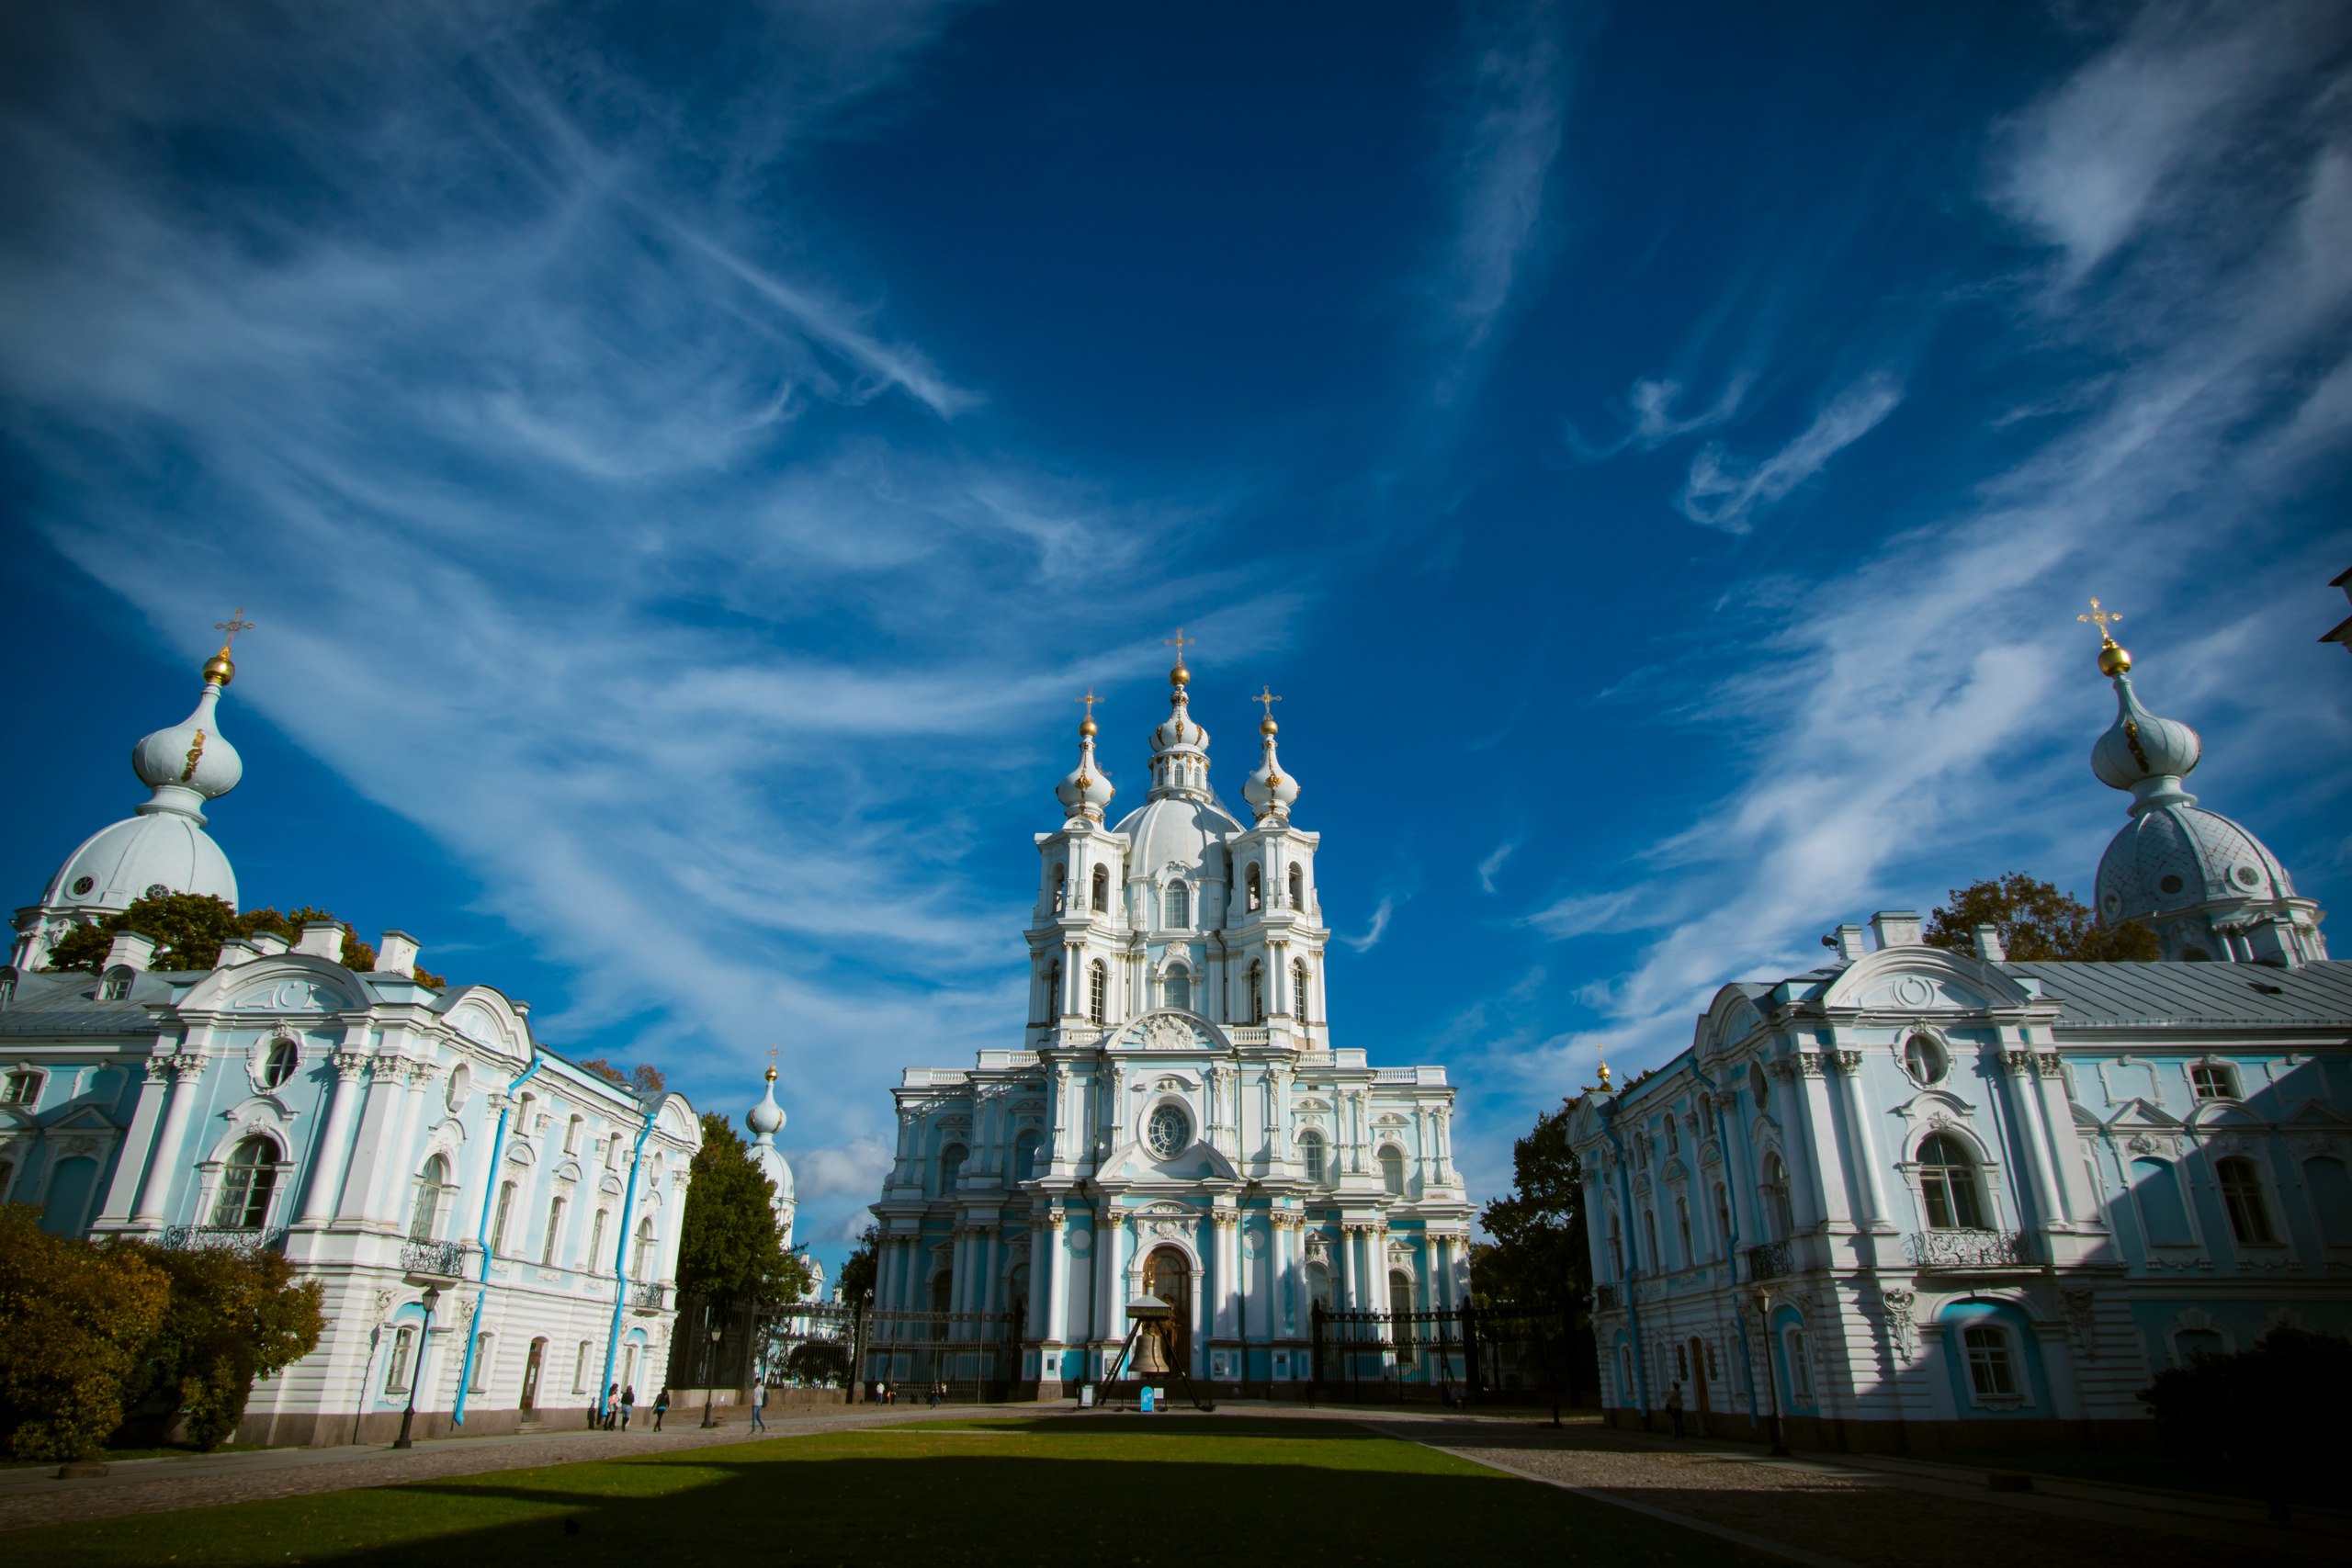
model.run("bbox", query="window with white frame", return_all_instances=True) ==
[99,967,132,1001]
[1164,965,1192,1011]
[938,1143,967,1195]
[1245,864,1262,912]
[409,1154,453,1241]
[1293,959,1311,1022]
[1760,1152,1795,1241]
[1,1069,42,1107]
[2189,1062,2239,1101]
[1378,1145,1406,1195]
[589,1207,609,1269]
[1287,864,1304,910]
[633,1218,656,1277]
[2215,1156,2276,1245]
[469,1334,492,1393]
[1917,1133,1988,1230]
[1607,1215,1623,1277]
[386,1325,417,1394]
[1088,961,1107,1024]
[1299,1131,1327,1183]
[573,1340,591,1393]
[492,1180,517,1254]
[541,1195,567,1267]
[1903,1034,1948,1086]
[1962,1324,2018,1401]
[1783,1327,1812,1399]
[1675,1196,1693,1264]
[565,1114,582,1155]
[1164,881,1189,930]
[1641,1210,1658,1272]
[1091,864,1110,914]
[212,1135,279,1228]
[1248,962,1265,1023]
[261,1037,300,1089]
[1713,1184,1732,1258]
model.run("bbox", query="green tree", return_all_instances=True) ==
[122,1241,325,1452]
[579,1059,668,1098]
[42,893,397,974]
[2141,1326,2351,1518]
[1474,1100,1589,1314]
[1923,873,2160,961]
[0,1207,173,1461]
[837,1224,880,1309]
[675,1114,812,1311]
[785,1339,851,1387]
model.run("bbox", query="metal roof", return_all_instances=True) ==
[2005,959,2352,1028]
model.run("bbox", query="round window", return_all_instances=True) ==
[71,876,96,896]
[144,884,170,901]
[2157,874,2185,896]
[2233,864,2260,889]
[1903,1035,1948,1087]
[2101,892,2120,913]
[1146,1104,1191,1159]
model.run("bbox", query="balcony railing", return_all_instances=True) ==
[1745,1240,1794,1282]
[159,1225,285,1255]
[1904,1228,2030,1269]
[1592,1282,1623,1312]
[627,1280,668,1312]
[401,1237,473,1279]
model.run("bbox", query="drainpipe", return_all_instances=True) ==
[597,1102,662,1423]
[1596,1099,1652,1428]
[1688,1060,1758,1437]
[454,1053,545,1426]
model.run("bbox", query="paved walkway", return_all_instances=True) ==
[0,1402,1002,1534]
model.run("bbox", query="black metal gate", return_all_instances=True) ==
[1310,1302,1572,1414]
[863,1308,1022,1402]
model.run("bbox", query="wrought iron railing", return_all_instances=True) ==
[1745,1239,1794,1281]
[1904,1229,2029,1269]
[400,1237,471,1277]
[627,1280,667,1311]
[159,1225,286,1255]
[1592,1281,1622,1312]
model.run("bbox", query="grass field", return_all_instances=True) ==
[9,1416,1778,1566]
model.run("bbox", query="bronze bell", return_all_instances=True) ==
[1133,1320,1170,1376]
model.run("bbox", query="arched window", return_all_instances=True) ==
[1051,863,1068,914]
[2305,1156,2352,1247]
[541,1195,568,1267]
[1164,966,1192,1011]
[1088,961,1108,1024]
[1379,1145,1406,1195]
[564,1115,582,1155]
[589,1207,609,1269]
[469,1333,492,1393]
[1012,1131,1042,1183]
[1298,1131,1327,1183]
[1607,1215,1623,1277]
[938,1143,967,1196]
[572,1341,591,1394]
[492,1180,518,1254]
[1675,1196,1693,1263]
[1641,1209,1658,1272]
[632,1217,655,1277]
[409,1154,452,1241]
[1287,865,1304,910]
[1917,1133,1986,1230]
[1164,882,1190,929]
[1305,1261,1334,1313]
[212,1135,278,1229]
[1760,1153,1794,1241]
[1292,960,1311,1022]
[1962,1324,2018,1400]
[1245,865,1262,912]
[1248,962,1265,1024]
[1091,864,1111,915]
[262,1037,299,1089]
[1713,1183,1732,1257]
[1043,958,1062,1021]
[2215,1156,2275,1245]
[100,966,133,1002]
[931,1269,954,1314]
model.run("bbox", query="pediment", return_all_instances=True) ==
[2284,1100,2351,1128]
[2105,1097,2182,1131]
[2187,1099,2263,1128]
[1821,947,2028,1013]
[48,1104,120,1134]
[1893,1089,1977,1122]
[218,968,361,1015]
[1114,1010,1227,1054]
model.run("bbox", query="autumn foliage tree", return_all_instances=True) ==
[121,1241,325,1451]
[40,891,447,982]
[1923,874,2159,961]
[0,1207,171,1461]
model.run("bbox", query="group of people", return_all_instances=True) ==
[864,1379,946,1407]
[592,1383,668,1431]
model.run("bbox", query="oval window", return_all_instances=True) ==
[1903,1035,1947,1087]
[1146,1105,1190,1159]
[2158,874,2185,896]
[71,876,96,896]
[261,1037,300,1089]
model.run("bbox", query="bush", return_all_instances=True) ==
[2141,1326,2352,1514]
[121,1241,325,1451]
[0,1207,172,1461]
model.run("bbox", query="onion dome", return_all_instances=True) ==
[1147,633,1212,800]
[1055,695,1115,822]
[746,1064,796,1211]
[2087,628,2199,815]
[747,1065,786,1139]
[1241,693,1299,822]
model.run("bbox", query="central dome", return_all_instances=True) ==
[1115,795,1241,883]
[2097,803,2294,929]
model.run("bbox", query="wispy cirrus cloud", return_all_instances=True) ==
[1476,840,1520,894]
[1674,371,1904,534]
[1342,895,1398,953]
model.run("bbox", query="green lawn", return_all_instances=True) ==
[11,1416,1781,1566]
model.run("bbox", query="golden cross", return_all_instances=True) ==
[2076,596,2122,644]
[1074,687,1102,721]
[766,1044,779,1069]
[1164,627,1193,664]
[1253,684,1283,722]
[213,606,256,649]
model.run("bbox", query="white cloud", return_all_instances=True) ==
[1476,839,1519,893]
[790,1136,895,1202]
[1342,895,1397,953]
[1565,372,1752,461]
[1521,886,1645,941]
[1675,371,1904,534]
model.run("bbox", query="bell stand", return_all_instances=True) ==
[1105,1298,1215,1413]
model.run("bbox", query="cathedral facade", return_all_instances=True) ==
[868,653,1472,1397]
[1567,626,2351,1451]
[1,637,700,1445]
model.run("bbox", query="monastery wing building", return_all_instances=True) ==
[1566,623,2350,1452]
[869,650,1472,1399]
[1,635,701,1445]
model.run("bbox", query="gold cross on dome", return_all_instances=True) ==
[766,1044,779,1069]
[213,606,255,650]
[1165,627,1193,663]
[1254,684,1283,721]
[2076,596,2122,644]
[1075,687,1102,720]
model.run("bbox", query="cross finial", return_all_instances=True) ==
[1253,684,1283,722]
[213,606,255,651]
[764,1043,779,1083]
[1165,627,1193,665]
[2076,596,2122,646]
[1075,687,1102,721]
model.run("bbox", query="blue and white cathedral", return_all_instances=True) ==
[868,650,1473,1396]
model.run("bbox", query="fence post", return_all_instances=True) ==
[1461,1301,1483,1406]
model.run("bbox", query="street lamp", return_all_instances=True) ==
[701,1325,723,1428]
[391,1286,442,1450]
[1752,1287,1788,1457]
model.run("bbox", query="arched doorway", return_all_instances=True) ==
[1142,1247,1193,1376]
[520,1337,547,1412]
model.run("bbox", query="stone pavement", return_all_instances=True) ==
[0,1401,1010,1534]
[1366,1410,2352,1568]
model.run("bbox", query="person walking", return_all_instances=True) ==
[604,1383,620,1431]
[619,1384,637,1431]
[652,1386,671,1432]
[1666,1381,1685,1439]
[749,1379,769,1433]
[928,1377,943,1410]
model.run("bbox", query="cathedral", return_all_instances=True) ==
[866,647,1473,1397]
[1,631,701,1444]
[1567,619,2351,1451]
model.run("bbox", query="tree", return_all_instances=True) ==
[579,1059,667,1098]
[122,1241,324,1451]
[785,1339,850,1387]
[2141,1326,2351,1518]
[675,1113,811,1312]
[1923,874,2159,961]
[1475,1100,1589,1314]
[0,1207,172,1461]
[837,1224,880,1309]
[41,892,409,976]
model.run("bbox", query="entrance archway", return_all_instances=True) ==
[1142,1247,1193,1376]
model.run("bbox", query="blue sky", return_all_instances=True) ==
[3,2,2348,1275]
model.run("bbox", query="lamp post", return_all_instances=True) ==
[391,1286,442,1450]
[1753,1287,1788,1457]
[701,1325,723,1428]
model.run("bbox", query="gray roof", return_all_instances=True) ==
[2006,959,2352,1028]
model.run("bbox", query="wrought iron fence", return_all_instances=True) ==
[158,1225,285,1255]
[863,1307,1019,1400]
[1905,1229,2029,1269]
[1745,1239,1794,1281]
[400,1238,470,1277]
[1309,1302,1580,1412]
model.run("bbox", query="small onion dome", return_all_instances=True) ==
[747,1065,786,1140]
[130,666,245,815]
[1242,715,1299,821]
[1056,718,1116,820]
[2090,665,2200,815]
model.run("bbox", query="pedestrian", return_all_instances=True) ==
[620,1384,637,1431]
[652,1386,671,1432]
[928,1377,943,1409]
[604,1383,620,1431]
[1666,1381,1685,1439]
[880,1381,893,1405]
[749,1378,768,1434]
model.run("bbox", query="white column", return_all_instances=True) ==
[367,1063,435,1225]
[298,1048,372,1225]
[1045,1210,1070,1344]
[131,1051,204,1224]
[2032,1056,2095,1223]
[2003,1054,2067,1231]
[1829,1053,1889,1230]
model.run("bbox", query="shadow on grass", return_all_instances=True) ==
[13,1443,1784,1568]
[908,1415,1395,1440]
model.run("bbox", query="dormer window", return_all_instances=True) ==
[2,1070,42,1108]
[99,967,133,1002]
[0,970,16,1008]
[2190,1063,2238,1101]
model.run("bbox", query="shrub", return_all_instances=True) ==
[122,1241,325,1451]
[0,1207,172,1461]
